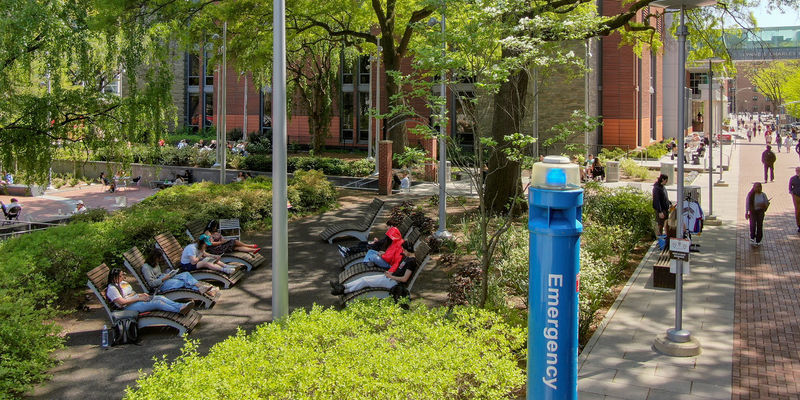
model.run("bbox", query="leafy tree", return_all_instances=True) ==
[0,0,183,182]
[745,61,800,119]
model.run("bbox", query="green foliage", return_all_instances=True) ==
[0,289,63,398]
[619,158,652,181]
[125,301,526,400]
[241,154,272,172]
[629,142,669,160]
[393,146,431,169]
[289,170,336,211]
[583,182,654,242]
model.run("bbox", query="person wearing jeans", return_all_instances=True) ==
[761,145,776,183]
[105,268,194,315]
[790,167,800,233]
[746,182,770,246]
[332,242,417,295]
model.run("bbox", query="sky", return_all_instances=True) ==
[747,3,800,27]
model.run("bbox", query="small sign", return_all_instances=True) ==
[669,238,691,254]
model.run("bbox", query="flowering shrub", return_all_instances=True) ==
[126,301,526,400]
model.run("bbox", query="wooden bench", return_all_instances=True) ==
[122,247,220,309]
[87,264,201,337]
[319,198,384,243]
[653,248,675,289]
[154,233,245,289]
[338,239,431,285]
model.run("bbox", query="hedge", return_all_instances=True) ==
[0,175,337,398]
[125,301,527,399]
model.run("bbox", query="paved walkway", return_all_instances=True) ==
[733,141,800,399]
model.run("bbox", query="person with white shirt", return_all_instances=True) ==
[179,238,239,274]
[72,200,87,214]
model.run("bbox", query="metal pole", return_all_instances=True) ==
[534,67,539,159]
[585,39,590,157]
[272,0,289,319]
[374,42,381,176]
[220,21,227,184]
[668,6,690,343]
[707,61,714,217]
[435,5,451,239]
[243,73,248,142]
[367,55,373,161]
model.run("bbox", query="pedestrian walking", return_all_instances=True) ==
[776,134,783,152]
[796,139,800,161]
[747,129,752,142]
[652,174,671,236]
[762,145,777,183]
[784,134,793,153]
[745,182,770,246]
[790,167,800,233]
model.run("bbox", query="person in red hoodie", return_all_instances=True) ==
[363,226,404,271]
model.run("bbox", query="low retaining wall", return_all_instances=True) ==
[51,160,269,185]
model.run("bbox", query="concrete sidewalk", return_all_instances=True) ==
[578,142,742,399]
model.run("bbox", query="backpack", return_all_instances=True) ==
[767,151,776,164]
[111,316,140,346]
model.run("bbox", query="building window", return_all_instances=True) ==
[188,54,201,86]
[341,92,355,143]
[689,73,707,95]
[452,91,476,152]
[260,88,272,137]
[358,91,370,143]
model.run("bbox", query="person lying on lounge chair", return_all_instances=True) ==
[105,268,194,315]
[180,238,240,275]
[336,225,398,258]
[330,241,417,295]
[199,220,259,255]
[144,250,219,296]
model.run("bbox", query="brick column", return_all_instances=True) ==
[423,138,437,181]
[379,140,393,195]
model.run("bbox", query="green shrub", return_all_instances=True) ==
[583,181,654,242]
[69,208,110,224]
[160,146,197,167]
[0,289,63,398]
[289,170,336,212]
[619,158,651,180]
[240,154,271,172]
[393,146,431,169]
[125,301,526,400]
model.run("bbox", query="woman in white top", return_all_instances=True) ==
[105,268,194,314]
[179,238,239,274]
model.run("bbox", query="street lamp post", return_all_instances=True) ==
[714,76,734,187]
[272,0,289,319]
[373,44,382,176]
[212,22,228,184]
[651,0,717,357]
[429,5,451,240]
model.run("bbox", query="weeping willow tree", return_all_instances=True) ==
[0,0,184,183]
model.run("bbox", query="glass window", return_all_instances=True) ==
[453,92,476,151]
[204,51,214,86]
[188,93,201,129]
[358,91,370,143]
[204,94,214,128]
[261,90,272,136]
[341,92,354,143]
[342,56,354,85]
[359,56,370,85]
[189,54,200,86]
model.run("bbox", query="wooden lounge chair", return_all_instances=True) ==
[319,198,385,243]
[340,242,432,305]
[338,224,421,271]
[86,264,201,337]
[338,240,430,285]
[122,247,220,309]
[185,220,266,271]
[154,233,245,289]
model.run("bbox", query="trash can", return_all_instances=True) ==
[660,161,676,185]
[606,161,620,182]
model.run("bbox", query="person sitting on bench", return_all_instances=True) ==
[199,220,259,255]
[330,241,417,295]
[590,158,605,181]
[180,238,240,275]
[105,268,194,315]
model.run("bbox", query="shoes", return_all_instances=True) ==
[198,284,211,294]
[179,302,195,315]
[329,280,345,295]
[756,241,762,246]
[750,238,757,245]
[796,227,800,233]
[337,245,347,258]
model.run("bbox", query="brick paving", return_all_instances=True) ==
[733,140,800,399]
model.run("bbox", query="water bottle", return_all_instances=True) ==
[101,325,109,349]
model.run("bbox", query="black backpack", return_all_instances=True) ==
[111,317,140,346]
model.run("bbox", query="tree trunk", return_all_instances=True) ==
[485,62,528,214]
